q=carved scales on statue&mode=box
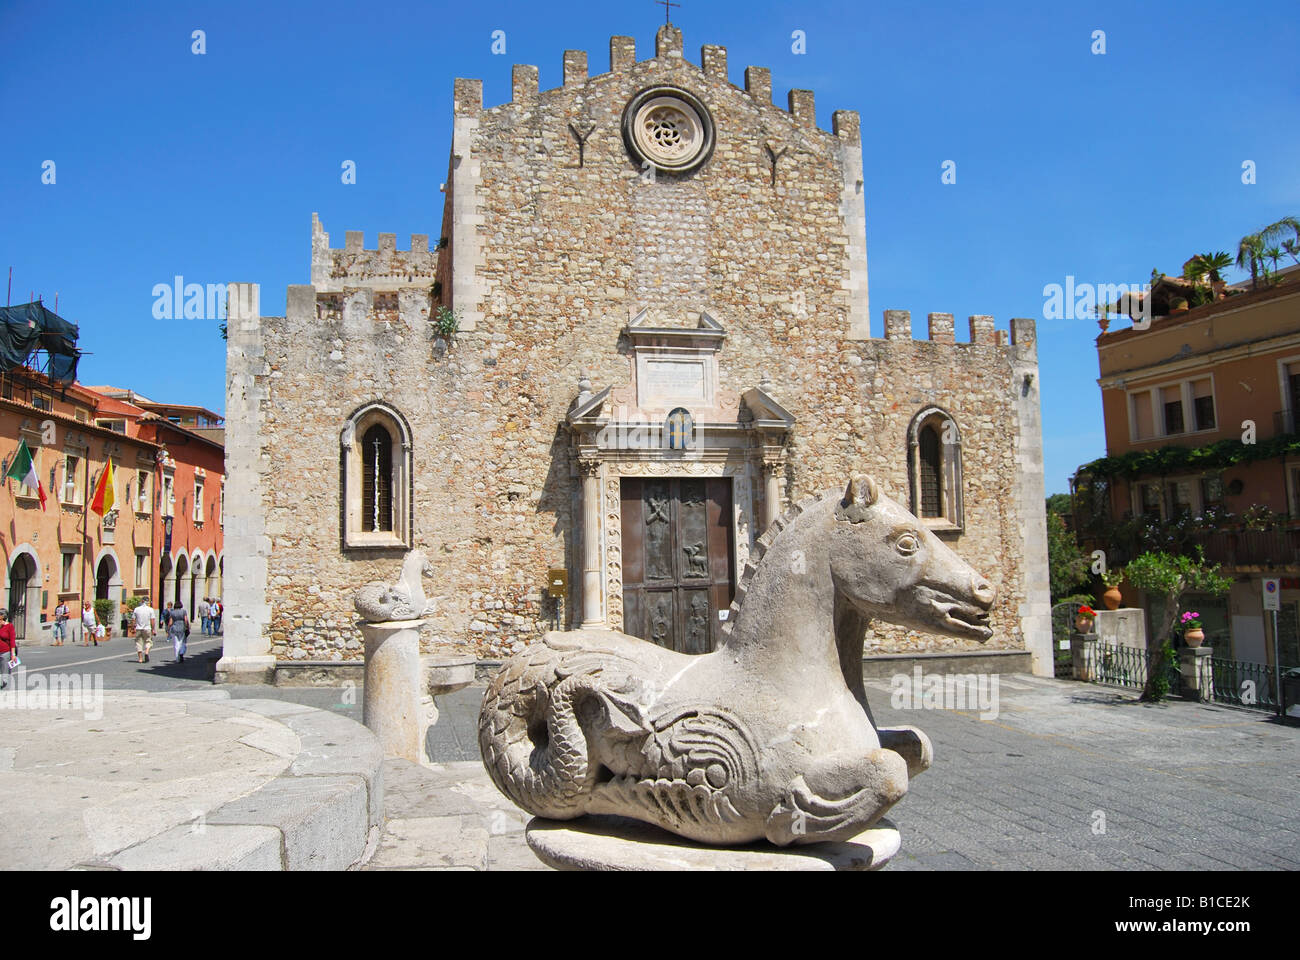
[479,473,997,847]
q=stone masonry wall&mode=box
[240,26,1047,667]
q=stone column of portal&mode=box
[579,458,604,628]
[762,460,782,530]
[359,618,427,762]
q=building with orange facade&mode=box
[84,388,226,616]
[0,367,224,644]
[1074,272,1300,669]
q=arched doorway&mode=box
[159,554,174,613]
[174,554,189,610]
[204,554,217,604]
[95,556,115,599]
[7,553,37,642]
[93,549,122,633]
[189,552,202,613]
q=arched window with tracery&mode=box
[360,423,394,532]
[907,407,964,532]
[918,424,942,518]
[341,402,411,549]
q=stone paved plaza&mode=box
[385,673,1300,871]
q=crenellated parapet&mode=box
[450,24,857,140]
[309,213,439,293]
[445,24,873,339]
[874,310,1037,355]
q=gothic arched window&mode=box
[918,424,942,518]
[360,424,394,532]
[908,407,963,532]
[341,402,411,550]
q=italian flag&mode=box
[90,457,115,516]
[5,438,46,510]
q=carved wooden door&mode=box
[620,477,735,654]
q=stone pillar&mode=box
[359,619,426,762]
[215,282,276,685]
[1012,317,1053,678]
[762,460,782,530]
[1070,630,1098,682]
[579,458,604,628]
[1180,646,1214,702]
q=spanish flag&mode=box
[89,458,115,515]
[5,438,46,510]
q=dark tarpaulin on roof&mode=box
[0,302,80,383]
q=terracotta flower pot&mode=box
[1075,615,1095,633]
[1103,585,1122,611]
[1184,627,1205,646]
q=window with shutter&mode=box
[919,425,942,518]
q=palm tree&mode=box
[1265,247,1284,280]
[1238,217,1300,289]
[1284,239,1300,265]
[1184,251,1233,304]
[1196,251,1234,284]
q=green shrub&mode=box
[432,306,460,340]
[92,598,114,627]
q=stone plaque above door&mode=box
[627,307,724,411]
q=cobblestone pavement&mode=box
[31,639,1292,871]
[391,673,1300,871]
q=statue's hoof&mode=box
[876,726,932,779]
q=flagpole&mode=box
[80,455,89,641]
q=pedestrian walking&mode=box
[197,597,211,636]
[52,600,69,646]
[168,601,189,663]
[211,598,223,634]
[81,600,97,647]
[133,601,156,663]
[0,610,16,689]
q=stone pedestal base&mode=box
[525,816,901,871]
[1180,645,1214,702]
[417,654,476,764]
[1070,632,1098,682]
[214,654,276,685]
[359,619,427,763]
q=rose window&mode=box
[623,88,715,174]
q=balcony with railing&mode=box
[1199,528,1300,568]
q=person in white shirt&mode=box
[133,602,156,663]
[197,597,211,635]
[81,601,97,647]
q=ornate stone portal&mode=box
[478,474,997,866]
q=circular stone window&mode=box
[622,86,715,175]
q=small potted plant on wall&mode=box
[1180,610,1206,646]
[1100,567,1124,610]
[1075,604,1097,634]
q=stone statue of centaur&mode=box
[478,473,996,846]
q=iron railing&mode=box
[1199,529,1300,567]
[1093,642,1182,695]
[1208,657,1282,711]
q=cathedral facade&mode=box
[219,25,1052,682]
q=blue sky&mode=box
[2,0,1296,494]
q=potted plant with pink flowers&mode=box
[1180,610,1206,646]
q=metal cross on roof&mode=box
[657,0,680,25]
